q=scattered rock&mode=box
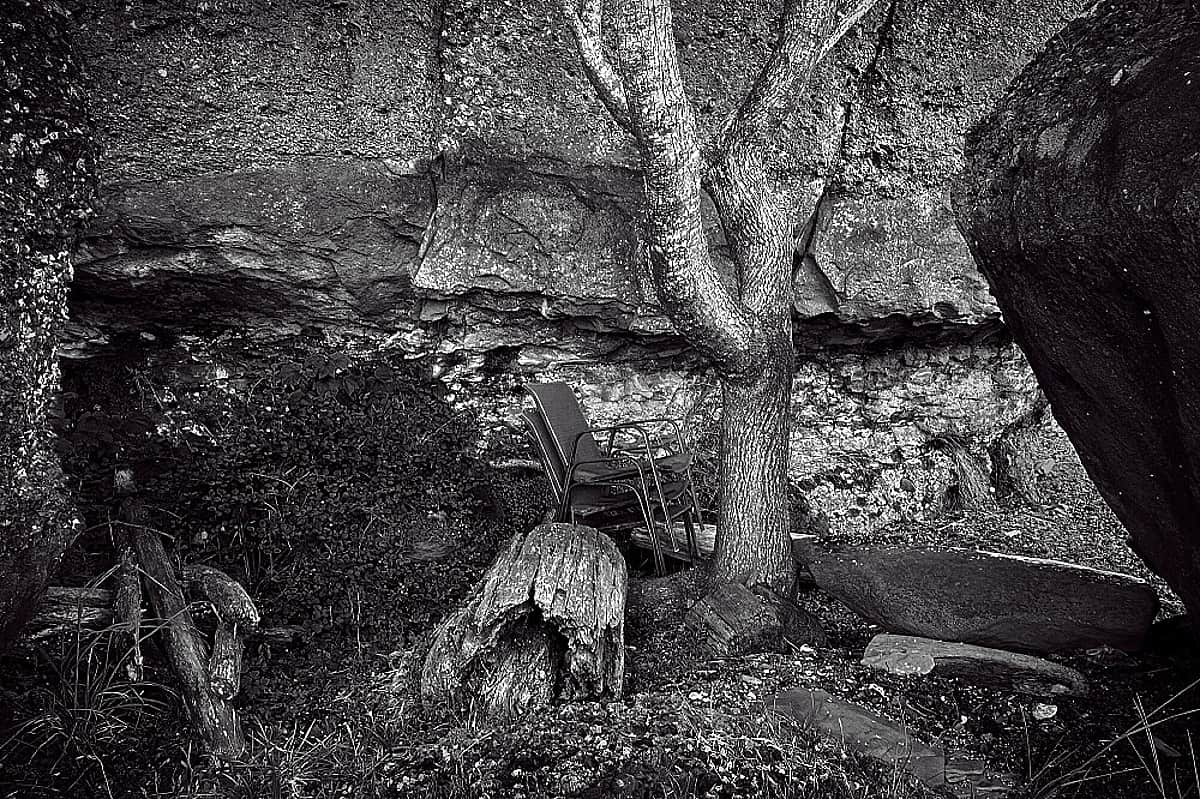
[1032,702,1058,721]
[862,633,1088,697]
[771,687,945,788]
[811,548,1158,653]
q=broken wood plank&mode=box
[630,521,714,560]
[26,586,113,639]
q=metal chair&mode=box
[521,382,702,573]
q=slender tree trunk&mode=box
[706,160,805,592]
[716,348,793,589]
[599,0,855,594]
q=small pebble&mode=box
[1033,702,1058,721]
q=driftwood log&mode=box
[26,586,114,639]
[183,564,260,701]
[422,523,626,719]
[114,546,144,679]
[130,526,245,757]
[23,586,297,648]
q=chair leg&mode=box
[636,494,667,576]
[682,512,698,561]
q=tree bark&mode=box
[0,0,96,652]
[421,523,626,719]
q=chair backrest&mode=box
[522,408,624,512]
[520,409,565,499]
[525,382,606,467]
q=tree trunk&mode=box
[714,354,794,589]
[706,161,805,593]
[601,0,853,595]
[0,1,96,652]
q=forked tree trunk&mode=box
[566,0,876,597]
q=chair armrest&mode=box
[593,418,690,458]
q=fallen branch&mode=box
[130,525,244,757]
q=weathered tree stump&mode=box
[989,396,1050,507]
[421,523,626,719]
[685,581,826,657]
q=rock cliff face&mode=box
[1,1,97,649]
[65,0,1082,534]
[957,1,1200,617]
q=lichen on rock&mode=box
[0,0,99,648]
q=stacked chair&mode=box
[521,382,703,574]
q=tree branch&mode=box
[609,0,766,380]
[556,0,635,135]
[716,0,881,156]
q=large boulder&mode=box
[67,0,1079,349]
[63,0,1092,547]
[810,548,1159,653]
[956,0,1200,620]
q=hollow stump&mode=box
[421,523,626,719]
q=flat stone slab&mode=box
[771,687,945,788]
[810,548,1159,654]
[862,633,1089,697]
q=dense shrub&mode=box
[53,337,549,713]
